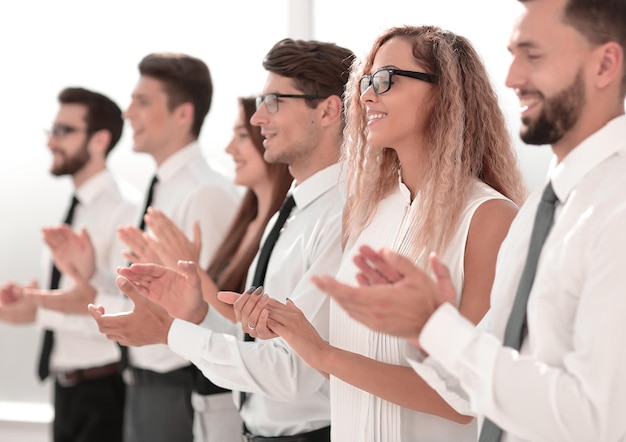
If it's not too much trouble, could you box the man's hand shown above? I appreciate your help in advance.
[88,276,175,346]
[117,260,207,323]
[143,207,202,269]
[0,281,37,324]
[42,225,95,280]
[117,225,162,265]
[26,276,97,315]
[312,248,455,342]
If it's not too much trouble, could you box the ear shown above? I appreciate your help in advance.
[318,95,344,127]
[174,102,195,130]
[87,129,111,157]
[594,41,623,90]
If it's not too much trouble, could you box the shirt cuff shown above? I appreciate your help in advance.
[420,303,478,375]
[168,318,211,361]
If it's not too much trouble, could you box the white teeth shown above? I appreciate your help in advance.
[521,105,529,112]
[368,113,385,121]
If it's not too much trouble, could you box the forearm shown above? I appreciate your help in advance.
[169,319,326,401]
[199,271,236,323]
[318,343,472,423]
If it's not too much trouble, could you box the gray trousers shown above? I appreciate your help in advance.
[123,366,194,442]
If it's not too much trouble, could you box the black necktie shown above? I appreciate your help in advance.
[479,182,558,442]
[240,194,296,410]
[37,195,80,381]
[138,175,159,231]
[251,194,296,290]
[119,175,159,370]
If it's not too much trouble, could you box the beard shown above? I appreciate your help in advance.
[50,143,90,176]
[520,69,585,146]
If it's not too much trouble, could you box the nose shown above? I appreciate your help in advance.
[359,84,377,104]
[225,136,236,155]
[123,102,135,120]
[250,106,267,127]
[505,55,527,91]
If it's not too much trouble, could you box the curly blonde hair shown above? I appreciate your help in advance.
[341,25,527,262]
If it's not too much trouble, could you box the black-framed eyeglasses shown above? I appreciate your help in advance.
[359,68,434,95]
[255,93,326,114]
[44,124,89,139]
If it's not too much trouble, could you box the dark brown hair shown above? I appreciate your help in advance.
[58,87,123,156]
[138,52,213,137]
[205,97,293,292]
[520,0,626,94]
[262,38,355,126]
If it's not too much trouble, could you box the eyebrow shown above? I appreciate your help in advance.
[507,40,539,53]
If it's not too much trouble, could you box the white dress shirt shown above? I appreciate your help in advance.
[37,169,139,372]
[331,179,509,442]
[168,163,345,436]
[410,114,626,441]
[120,142,240,373]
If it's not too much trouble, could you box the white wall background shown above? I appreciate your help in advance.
[0,0,553,430]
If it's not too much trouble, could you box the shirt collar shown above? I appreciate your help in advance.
[155,141,201,183]
[550,114,626,203]
[74,169,115,206]
[290,162,342,210]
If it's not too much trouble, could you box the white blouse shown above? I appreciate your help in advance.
[330,178,510,442]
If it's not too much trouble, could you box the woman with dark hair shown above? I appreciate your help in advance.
[140,96,292,442]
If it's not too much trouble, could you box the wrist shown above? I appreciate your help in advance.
[188,301,208,325]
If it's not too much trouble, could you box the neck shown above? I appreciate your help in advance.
[552,100,625,163]
[289,146,339,185]
[72,162,105,188]
[252,180,276,222]
[153,135,196,166]
[397,148,427,201]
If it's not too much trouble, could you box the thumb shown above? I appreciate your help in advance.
[116,276,148,307]
[379,248,418,279]
[178,260,201,284]
[79,226,92,248]
[217,291,241,305]
[429,253,456,305]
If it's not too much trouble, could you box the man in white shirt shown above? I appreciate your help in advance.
[0,87,137,442]
[310,0,626,441]
[112,52,240,442]
[30,54,241,442]
[89,39,355,441]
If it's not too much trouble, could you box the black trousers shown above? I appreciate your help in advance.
[53,373,125,442]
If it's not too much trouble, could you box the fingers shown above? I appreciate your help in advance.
[232,286,266,333]
[311,275,366,307]
[249,309,279,340]
[118,225,146,257]
[216,291,242,305]
[116,276,150,308]
[88,304,127,343]
[354,245,404,285]
[88,303,105,319]
[429,253,456,305]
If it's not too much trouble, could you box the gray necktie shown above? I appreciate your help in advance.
[479,182,559,442]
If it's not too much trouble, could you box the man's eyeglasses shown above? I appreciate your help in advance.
[255,93,326,114]
[359,68,434,95]
[45,124,89,139]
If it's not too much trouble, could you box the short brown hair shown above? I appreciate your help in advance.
[138,52,213,137]
[262,38,355,123]
[58,87,123,156]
